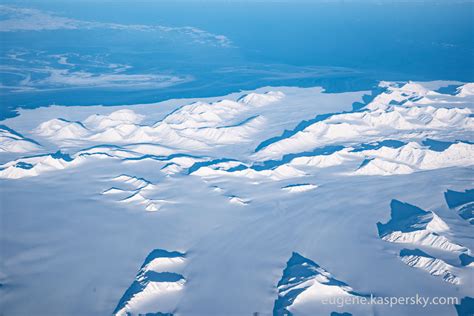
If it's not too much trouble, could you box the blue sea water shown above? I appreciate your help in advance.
[0,0,473,119]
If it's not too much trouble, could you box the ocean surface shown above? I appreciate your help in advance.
[1,0,473,119]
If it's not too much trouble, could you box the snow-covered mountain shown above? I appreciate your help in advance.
[0,81,473,315]
[114,249,187,316]
[274,252,372,315]
[0,125,42,153]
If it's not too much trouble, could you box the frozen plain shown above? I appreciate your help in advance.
[0,81,473,315]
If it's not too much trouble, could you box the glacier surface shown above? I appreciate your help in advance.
[0,81,473,315]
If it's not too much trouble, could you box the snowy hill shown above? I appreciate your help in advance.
[114,249,187,315]
[274,252,371,315]
[0,125,41,153]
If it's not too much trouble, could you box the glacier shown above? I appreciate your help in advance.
[0,81,473,315]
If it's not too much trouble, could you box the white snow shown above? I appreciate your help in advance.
[238,91,285,107]
[281,183,318,193]
[377,200,468,253]
[275,252,372,315]
[381,230,467,253]
[30,92,282,149]
[354,142,474,176]
[114,249,187,315]
[0,126,41,153]
[0,152,80,179]
[456,83,474,97]
[35,118,91,140]
[227,195,250,205]
[400,249,461,285]
[1,82,473,316]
